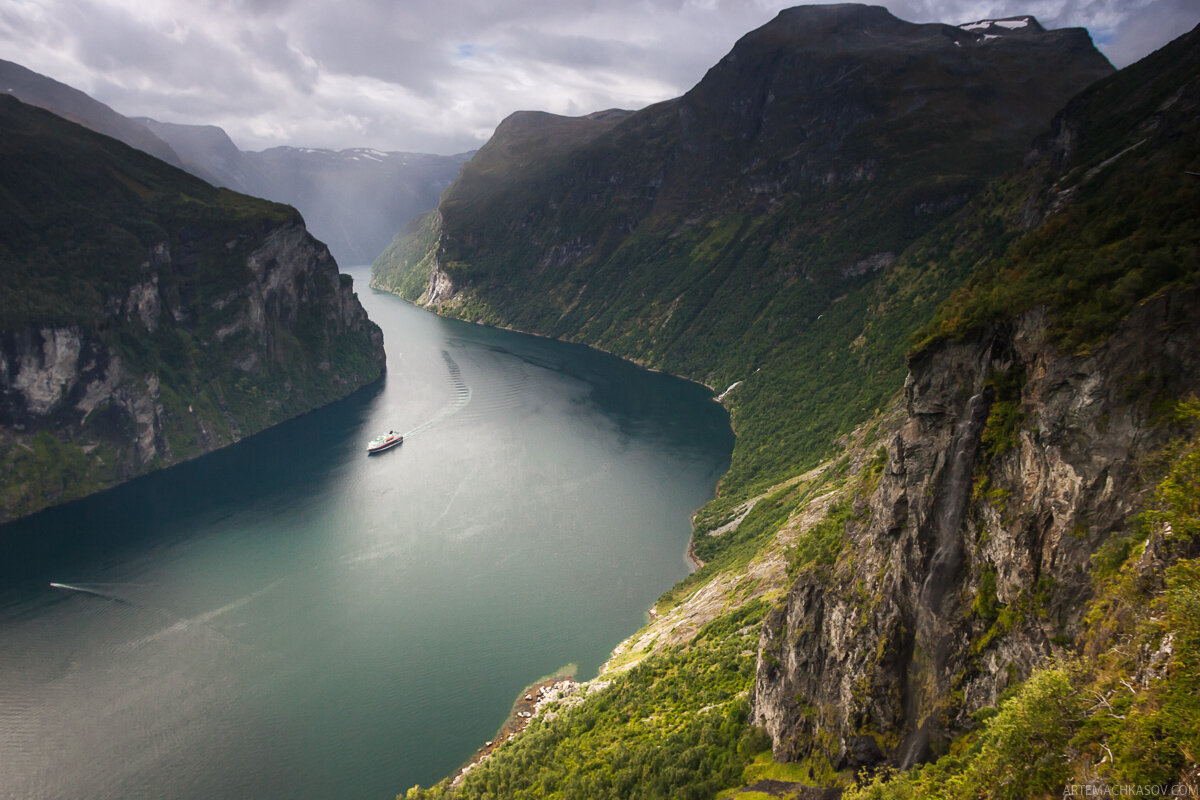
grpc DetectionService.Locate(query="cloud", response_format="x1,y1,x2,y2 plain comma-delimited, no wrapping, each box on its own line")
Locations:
0,0,1195,153
1094,0,1199,67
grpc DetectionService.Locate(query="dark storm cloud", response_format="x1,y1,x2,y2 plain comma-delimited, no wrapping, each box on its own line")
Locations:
0,0,1195,153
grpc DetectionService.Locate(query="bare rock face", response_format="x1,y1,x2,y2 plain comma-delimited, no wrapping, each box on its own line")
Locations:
0,221,384,522
751,286,1200,769
422,266,457,306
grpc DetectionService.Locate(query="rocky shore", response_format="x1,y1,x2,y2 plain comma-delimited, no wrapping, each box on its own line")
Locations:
450,672,611,788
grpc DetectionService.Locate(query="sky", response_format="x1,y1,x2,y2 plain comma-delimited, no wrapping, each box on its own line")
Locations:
1,0,1196,155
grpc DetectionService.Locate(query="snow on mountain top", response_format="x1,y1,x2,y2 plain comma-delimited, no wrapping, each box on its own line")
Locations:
959,16,1034,33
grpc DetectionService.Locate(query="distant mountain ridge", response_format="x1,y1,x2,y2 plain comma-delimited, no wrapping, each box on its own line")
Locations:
0,59,470,266
0,57,188,170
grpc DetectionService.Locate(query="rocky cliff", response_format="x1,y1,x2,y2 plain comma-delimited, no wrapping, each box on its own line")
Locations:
752,19,1200,780
0,95,385,522
753,287,1200,769
397,15,1198,800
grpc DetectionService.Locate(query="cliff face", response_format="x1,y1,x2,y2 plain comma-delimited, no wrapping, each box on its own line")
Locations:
751,22,1200,774
753,287,1200,768
0,95,385,522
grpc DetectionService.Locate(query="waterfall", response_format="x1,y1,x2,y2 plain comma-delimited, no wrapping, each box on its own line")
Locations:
900,390,991,768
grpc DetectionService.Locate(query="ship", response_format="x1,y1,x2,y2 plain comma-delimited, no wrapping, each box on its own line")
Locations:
366,431,404,454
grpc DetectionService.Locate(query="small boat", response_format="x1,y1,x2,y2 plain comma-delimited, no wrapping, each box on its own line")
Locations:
367,430,404,454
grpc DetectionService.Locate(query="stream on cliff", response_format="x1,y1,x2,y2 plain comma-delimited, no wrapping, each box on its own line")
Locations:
0,265,733,800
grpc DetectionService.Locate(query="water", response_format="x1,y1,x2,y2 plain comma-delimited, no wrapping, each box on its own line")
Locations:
0,266,733,800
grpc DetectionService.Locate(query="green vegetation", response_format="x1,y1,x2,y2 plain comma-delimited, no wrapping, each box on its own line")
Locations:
787,499,851,578
372,210,443,300
403,602,770,800
980,369,1025,459
847,665,1085,800
913,155,1199,355
372,20,1200,800
913,30,1200,356
848,406,1200,798
0,95,384,520
0,95,298,329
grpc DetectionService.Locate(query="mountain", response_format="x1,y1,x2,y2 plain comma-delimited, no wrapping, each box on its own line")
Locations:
134,116,263,192
381,7,1200,800
137,117,471,265
0,94,385,522
248,145,472,266
767,20,1200,788
1,58,469,266
0,57,189,171
375,3,1113,500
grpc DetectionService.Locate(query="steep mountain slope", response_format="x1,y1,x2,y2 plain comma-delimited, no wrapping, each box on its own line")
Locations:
790,22,1200,788
0,57,189,172
140,118,472,266
133,116,267,194
394,12,1199,800
0,95,385,522
375,4,1112,503
1,58,468,266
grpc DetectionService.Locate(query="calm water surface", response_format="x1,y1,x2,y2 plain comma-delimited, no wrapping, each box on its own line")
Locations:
0,265,733,800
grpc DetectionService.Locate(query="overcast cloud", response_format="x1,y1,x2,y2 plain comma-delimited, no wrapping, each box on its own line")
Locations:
1,0,1196,154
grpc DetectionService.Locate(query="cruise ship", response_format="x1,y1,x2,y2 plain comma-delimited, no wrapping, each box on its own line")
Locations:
366,431,404,454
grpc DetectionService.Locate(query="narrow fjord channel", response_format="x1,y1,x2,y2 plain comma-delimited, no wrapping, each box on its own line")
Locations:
0,265,733,800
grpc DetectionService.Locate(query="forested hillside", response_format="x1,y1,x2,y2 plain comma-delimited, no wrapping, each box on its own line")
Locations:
0,95,385,521
393,10,1200,800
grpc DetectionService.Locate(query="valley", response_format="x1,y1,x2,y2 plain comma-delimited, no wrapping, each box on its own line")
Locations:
379,7,1200,798
1,2,1197,798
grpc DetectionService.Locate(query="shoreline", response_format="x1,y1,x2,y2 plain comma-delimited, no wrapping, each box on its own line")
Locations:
369,269,734,792
449,668,581,787
687,537,705,571
366,274,734,401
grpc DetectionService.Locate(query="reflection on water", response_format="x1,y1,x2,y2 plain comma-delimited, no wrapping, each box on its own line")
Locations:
0,266,733,800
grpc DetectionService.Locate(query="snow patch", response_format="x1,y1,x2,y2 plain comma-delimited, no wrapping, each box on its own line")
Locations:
960,16,1032,34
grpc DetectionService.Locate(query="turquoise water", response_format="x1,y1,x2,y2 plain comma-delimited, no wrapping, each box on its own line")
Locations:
0,266,733,800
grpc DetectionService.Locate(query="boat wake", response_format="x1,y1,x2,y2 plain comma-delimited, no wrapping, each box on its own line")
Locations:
402,349,472,438
455,344,531,421
49,579,283,651
48,583,131,605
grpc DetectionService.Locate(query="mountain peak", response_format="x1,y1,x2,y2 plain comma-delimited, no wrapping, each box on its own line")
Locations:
739,4,917,50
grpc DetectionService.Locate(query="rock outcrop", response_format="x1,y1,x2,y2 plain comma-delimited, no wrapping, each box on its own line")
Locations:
752,286,1200,768
0,95,385,522
750,22,1200,769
